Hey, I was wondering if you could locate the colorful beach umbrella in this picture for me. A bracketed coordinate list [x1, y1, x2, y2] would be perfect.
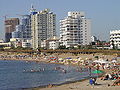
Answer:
[66, 57, 72, 59]
[111, 60, 117, 63]
[93, 60, 109, 64]
[92, 70, 103, 74]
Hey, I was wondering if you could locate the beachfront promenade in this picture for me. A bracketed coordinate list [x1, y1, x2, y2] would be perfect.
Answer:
[2, 49, 120, 55]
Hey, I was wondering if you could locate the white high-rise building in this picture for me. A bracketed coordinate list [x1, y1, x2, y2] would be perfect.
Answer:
[60, 12, 91, 48]
[31, 9, 56, 49]
[110, 30, 120, 49]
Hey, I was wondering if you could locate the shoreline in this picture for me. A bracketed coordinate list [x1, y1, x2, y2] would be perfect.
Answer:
[24, 78, 89, 90]
[31, 73, 120, 90]
[23, 70, 104, 90]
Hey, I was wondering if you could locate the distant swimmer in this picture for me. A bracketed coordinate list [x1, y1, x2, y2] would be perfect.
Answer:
[23, 69, 41, 73]
[30, 69, 34, 72]
[42, 68, 45, 71]
[61, 69, 67, 73]
[23, 69, 26, 72]
[39, 68, 45, 71]
[76, 68, 83, 72]
[26, 61, 28, 63]
[54, 67, 61, 70]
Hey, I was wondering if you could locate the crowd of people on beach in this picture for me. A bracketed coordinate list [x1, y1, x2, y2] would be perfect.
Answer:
[100, 71, 120, 86]
[101, 72, 120, 81]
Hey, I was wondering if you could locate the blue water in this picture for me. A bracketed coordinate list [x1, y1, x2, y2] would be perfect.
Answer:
[0, 60, 91, 89]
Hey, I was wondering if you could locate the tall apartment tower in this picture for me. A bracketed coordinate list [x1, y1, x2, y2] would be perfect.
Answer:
[31, 9, 56, 49]
[5, 18, 19, 42]
[60, 12, 91, 48]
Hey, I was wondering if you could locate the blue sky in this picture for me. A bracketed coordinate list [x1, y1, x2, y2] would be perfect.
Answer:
[0, 0, 120, 41]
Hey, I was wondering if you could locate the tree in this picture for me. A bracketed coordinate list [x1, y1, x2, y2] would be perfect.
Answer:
[58, 45, 66, 49]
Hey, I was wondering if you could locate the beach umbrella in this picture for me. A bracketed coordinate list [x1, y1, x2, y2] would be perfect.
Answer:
[58, 58, 63, 61]
[92, 70, 103, 74]
[111, 60, 117, 63]
[92, 70, 104, 78]
[66, 57, 72, 59]
[99, 60, 109, 64]
[93, 60, 101, 63]
[78, 57, 82, 61]
[93, 60, 109, 64]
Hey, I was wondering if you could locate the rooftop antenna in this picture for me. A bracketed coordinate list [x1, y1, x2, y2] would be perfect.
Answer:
[30, 4, 36, 13]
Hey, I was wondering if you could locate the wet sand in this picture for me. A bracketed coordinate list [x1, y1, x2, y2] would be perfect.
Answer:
[31, 78, 120, 90]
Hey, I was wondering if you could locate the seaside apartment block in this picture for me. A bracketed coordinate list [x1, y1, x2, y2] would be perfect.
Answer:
[110, 30, 120, 49]
[31, 8, 56, 49]
[60, 12, 91, 48]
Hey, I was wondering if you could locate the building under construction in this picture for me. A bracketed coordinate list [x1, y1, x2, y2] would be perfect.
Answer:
[4, 18, 19, 42]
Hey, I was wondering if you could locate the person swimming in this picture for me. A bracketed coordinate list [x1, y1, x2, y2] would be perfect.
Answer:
[54, 67, 61, 70]
[62, 69, 67, 73]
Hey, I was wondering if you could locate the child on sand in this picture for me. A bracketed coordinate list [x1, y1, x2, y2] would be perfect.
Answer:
[89, 78, 94, 85]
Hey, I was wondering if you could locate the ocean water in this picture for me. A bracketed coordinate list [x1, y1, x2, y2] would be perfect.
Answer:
[0, 60, 91, 89]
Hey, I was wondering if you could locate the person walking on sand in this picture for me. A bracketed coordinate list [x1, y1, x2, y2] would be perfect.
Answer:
[93, 78, 96, 85]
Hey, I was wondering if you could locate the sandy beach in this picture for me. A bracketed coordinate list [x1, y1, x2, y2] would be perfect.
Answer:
[32, 78, 120, 90]
[0, 51, 117, 63]
[0, 51, 120, 90]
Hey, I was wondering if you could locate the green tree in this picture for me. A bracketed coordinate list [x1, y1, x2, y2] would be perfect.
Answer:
[58, 45, 66, 49]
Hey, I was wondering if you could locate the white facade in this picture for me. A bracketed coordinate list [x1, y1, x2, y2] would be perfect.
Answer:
[110, 30, 120, 49]
[60, 12, 91, 48]
[49, 41, 59, 50]
[0, 39, 4, 43]
[31, 9, 56, 49]
[10, 38, 31, 48]
[41, 40, 47, 49]
[22, 42, 31, 48]
[0, 42, 11, 47]
[41, 36, 59, 50]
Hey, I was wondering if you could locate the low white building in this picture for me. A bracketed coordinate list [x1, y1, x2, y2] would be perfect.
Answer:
[22, 42, 31, 48]
[0, 39, 4, 43]
[10, 38, 31, 48]
[49, 41, 59, 50]
[0, 39, 11, 49]
[41, 40, 48, 49]
[110, 30, 120, 49]
[41, 36, 60, 50]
